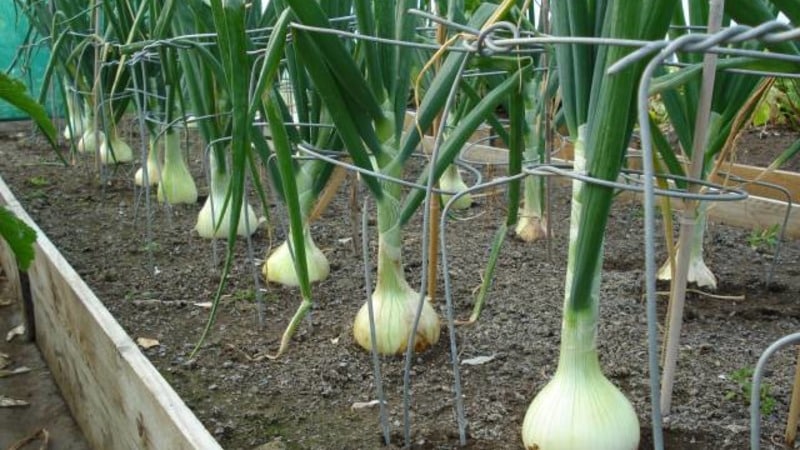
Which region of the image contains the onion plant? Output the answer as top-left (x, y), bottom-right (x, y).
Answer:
top-left (515, 8), bottom-right (557, 243)
top-left (520, 1), bottom-right (677, 448)
top-left (17, 0), bottom-right (136, 165)
top-left (260, 12), bottom-right (344, 288)
top-left (80, 1), bottom-right (137, 165)
top-left (171, 0), bottom-right (266, 237)
top-left (263, 0), bottom-right (527, 357)
top-left (186, 0), bottom-right (279, 352)
top-left (120, 0), bottom-right (179, 188)
top-left (650, 2), bottom-right (783, 291)
top-left (110, 0), bottom-right (197, 199)
top-left (15, 0), bottom-right (95, 152)
top-left (650, 0), bottom-right (800, 417)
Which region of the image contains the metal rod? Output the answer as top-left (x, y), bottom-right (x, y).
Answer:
top-left (751, 333), bottom-right (800, 449)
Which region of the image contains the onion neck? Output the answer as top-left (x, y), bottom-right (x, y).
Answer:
top-left (564, 126), bottom-right (601, 315)
top-left (163, 130), bottom-right (182, 164)
top-left (296, 159), bottom-right (326, 218)
top-left (208, 153), bottom-right (229, 195)
top-left (690, 201), bottom-right (709, 260)
top-left (375, 192), bottom-right (410, 297)
top-left (557, 311), bottom-right (602, 376)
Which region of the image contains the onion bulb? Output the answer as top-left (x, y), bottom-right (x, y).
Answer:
top-left (195, 195), bottom-right (259, 238)
top-left (77, 129), bottom-right (105, 154)
top-left (135, 135), bottom-right (161, 186)
top-left (657, 252), bottom-right (717, 289)
top-left (515, 176), bottom-right (547, 241)
top-left (515, 216), bottom-right (547, 242)
top-left (521, 318), bottom-right (640, 450)
top-left (657, 202), bottom-right (716, 289)
top-left (99, 132), bottom-right (134, 164)
top-left (439, 164), bottom-right (472, 210)
top-left (63, 121), bottom-right (83, 141)
top-left (353, 235), bottom-right (440, 355)
top-left (264, 228), bottom-right (329, 286)
top-left (63, 108), bottom-right (87, 141)
top-left (157, 130), bottom-right (197, 204)
top-left (194, 164), bottom-right (259, 238)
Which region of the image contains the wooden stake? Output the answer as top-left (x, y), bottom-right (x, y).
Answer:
top-left (425, 21), bottom-right (447, 304)
top-left (661, 0), bottom-right (725, 416)
top-left (785, 346), bottom-right (800, 446)
top-left (426, 189), bottom-right (440, 303)
top-left (308, 164), bottom-right (347, 223)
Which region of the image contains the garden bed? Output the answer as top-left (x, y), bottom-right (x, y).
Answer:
top-left (2, 120), bottom-right (800, 449)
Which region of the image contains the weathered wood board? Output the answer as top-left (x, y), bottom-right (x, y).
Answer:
top-left (0, 175), bottom-right (220, 450)
top-left (456, 140), bottom-right (800, 238)
top-left (699, 195), bottom-right (800, 239)
top-left (709, 163), bottom-right (800, 203)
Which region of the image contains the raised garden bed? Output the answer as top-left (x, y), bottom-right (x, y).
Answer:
top-left (2, 121), bottom-right (800, 449)
top-left (0, 135), bottom-right (219, 449)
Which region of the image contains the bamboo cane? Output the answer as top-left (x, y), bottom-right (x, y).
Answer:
top-left (660, 0), bottom-right (725, 416)
top-left (784, 346), bottom-right (800, 446)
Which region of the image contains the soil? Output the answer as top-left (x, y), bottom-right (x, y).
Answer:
top-left (0, 120), bottom-right (799, 450)
top-left (733, 126), bottom-right (800, 172)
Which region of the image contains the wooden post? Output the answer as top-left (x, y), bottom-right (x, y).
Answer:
top-left (785, 346), bottom-right (800, 446)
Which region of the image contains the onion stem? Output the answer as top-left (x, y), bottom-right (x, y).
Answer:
top-left (522, 128), bottom-right (639, 449)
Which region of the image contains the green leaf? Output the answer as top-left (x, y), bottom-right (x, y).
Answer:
top-left (505, 79), bottom-right (525, 227)
top-left (771, 0), bottom-right (800, 24)
top-left (0, 206), bottom-right (36, 271)
top-left (265, 94), bottom-right (312, 300)
top-left (283, 0), bottom-right (385, 121)
top-left (725, 1), bottom-right (800, 56)
top-left (0, 73), bottom-right (57, 150)
top-left (292, 30), bottom-right (384, 199)
top-left (399, 63), bottom-right (530, 226)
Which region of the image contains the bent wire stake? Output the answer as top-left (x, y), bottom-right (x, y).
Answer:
top-left (628, 20), bottom-right (800, 450)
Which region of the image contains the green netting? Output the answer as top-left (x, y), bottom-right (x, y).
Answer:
top-left (0, 3), bottom-right (60, 121)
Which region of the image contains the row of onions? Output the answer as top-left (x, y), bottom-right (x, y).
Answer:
top-left (11, 0), bottom-right (800, 447)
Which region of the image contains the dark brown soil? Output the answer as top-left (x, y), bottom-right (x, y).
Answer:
top-left (1, 120), bottom-right (799, 450)
top-left (734, 126), bottom-right (800, 172)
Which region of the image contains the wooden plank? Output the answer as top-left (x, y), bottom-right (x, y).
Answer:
top-left (0, 222), bottom-right (23, 325)
top-left (454, 140), bottom-right (800, 237)
top-left (618, 192), bottom-right (800, 239)
top-left (625, 152), bottom-right (800, 203)
top-left (0, 175), bottom-right (220, 450)
top-left (704, 195), bottom-right (800, 239)
top-left (710, 163), bottom-right (800, 203)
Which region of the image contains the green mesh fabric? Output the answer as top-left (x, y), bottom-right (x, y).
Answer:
top-left (0, 4), bottom-right (59, 120)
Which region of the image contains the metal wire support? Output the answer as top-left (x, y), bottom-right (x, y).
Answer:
top-left (290, 12), bottom-right (798, 448)
top-left (750, 332), bottom-right (800, 450)
top-left (714, 171), bottom-right (794, 289)
top-left (631, 20), bottom-right (800, 450)
top-left (360, 197), bottom-right (391, 446)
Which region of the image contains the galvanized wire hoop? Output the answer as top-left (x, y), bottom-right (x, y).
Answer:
top-left (632, 20), bottom-right (800, 450)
